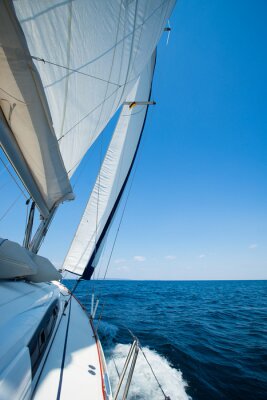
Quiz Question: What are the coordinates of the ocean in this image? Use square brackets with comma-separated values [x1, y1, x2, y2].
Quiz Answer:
[65, 280, 267, 400]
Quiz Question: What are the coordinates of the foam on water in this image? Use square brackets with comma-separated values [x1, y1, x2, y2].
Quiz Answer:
[107, 344, 190, 400]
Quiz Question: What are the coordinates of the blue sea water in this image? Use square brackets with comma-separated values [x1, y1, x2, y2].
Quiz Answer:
[65, 280, 267, 400]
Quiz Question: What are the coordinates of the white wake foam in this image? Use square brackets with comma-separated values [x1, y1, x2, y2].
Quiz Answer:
[107, 344, 191, 400]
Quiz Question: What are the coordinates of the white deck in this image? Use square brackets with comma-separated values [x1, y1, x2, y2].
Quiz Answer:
[0, 280, 111, 400]
[33, 284, 107, 400]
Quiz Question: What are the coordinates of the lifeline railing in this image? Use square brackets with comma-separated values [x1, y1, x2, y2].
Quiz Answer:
[90, 294, 171, 400]
[113, 339, 139, 400]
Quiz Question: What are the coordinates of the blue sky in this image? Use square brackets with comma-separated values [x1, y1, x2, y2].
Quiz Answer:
[1, 0, 267, 280]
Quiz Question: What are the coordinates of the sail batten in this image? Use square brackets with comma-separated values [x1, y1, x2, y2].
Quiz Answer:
[63, 53, 156, 278]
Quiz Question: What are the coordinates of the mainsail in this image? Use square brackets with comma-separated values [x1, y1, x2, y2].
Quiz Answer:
[0, 0, 175, 245]
[63, 53, 156, 279]
[10, 0, 174, 174]
[0, 2, 74, 218]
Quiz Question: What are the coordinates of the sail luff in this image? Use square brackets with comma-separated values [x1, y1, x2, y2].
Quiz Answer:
[63, 53, 156, 278]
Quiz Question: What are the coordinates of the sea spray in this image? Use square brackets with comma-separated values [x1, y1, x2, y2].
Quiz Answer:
[107, 344, 190, 400]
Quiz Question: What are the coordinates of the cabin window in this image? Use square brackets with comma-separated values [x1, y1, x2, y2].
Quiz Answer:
[28, 300, 59, 377]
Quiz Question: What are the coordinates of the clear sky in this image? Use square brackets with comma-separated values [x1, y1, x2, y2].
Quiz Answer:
[1, 0, 266, 280]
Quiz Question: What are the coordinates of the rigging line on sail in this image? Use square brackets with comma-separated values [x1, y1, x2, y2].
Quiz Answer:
[0, 154, 28, 199]
[58, 85, 120, 144]
[32, 56, 122, 89]
[89, 0, 171, 72]
[116, 0, 169, 103]
[110, 0, 139, 112]
[89, 0, 124, 144]
[39, 0, 169, 93]
[57, 1, 170, 146]
[58, 74, 145, 157]
[0, 87, 27, 104]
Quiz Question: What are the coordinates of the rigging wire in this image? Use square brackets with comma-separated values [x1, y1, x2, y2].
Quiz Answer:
[101, 139, 141, 282]
[32, 56, 122, 88]
[0, 155, 28, 199]
[52, 1, 168, 144]
[0, 193, 23, 223]
[139, 344, 171, 400]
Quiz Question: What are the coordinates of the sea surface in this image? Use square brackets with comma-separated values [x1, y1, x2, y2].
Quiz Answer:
[65, 280, 267, 400]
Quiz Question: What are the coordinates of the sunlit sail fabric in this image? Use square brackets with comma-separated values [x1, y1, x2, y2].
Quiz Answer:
[63, 53, 156, 278]
[13, 0, 175, 177]
[0, 2, 74, 218]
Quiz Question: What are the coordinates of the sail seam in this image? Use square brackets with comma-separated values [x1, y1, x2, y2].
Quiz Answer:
[57, 0, 169, 145]
[59, 1, 73, 137]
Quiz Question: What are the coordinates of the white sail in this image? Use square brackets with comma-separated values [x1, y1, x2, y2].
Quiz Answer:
[0, 2, 74, 218]
[0, 0, 174, 217]
[63, 53, 156, 278]
[13, 0, 175, 177]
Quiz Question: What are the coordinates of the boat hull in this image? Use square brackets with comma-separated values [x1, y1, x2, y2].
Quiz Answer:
[0, 280, 111, 400]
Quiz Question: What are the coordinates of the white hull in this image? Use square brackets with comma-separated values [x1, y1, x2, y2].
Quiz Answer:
[0, 280, 112, 400]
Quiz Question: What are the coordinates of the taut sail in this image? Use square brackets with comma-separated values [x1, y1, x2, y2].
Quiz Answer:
[63, 53, 156, 279]
[11, 0, 175, 177]
[0, 0, 174, 243]
[0, 2, 74, 218]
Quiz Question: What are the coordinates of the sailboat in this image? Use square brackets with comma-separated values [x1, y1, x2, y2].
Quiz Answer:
[0, 1, 176, 399]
